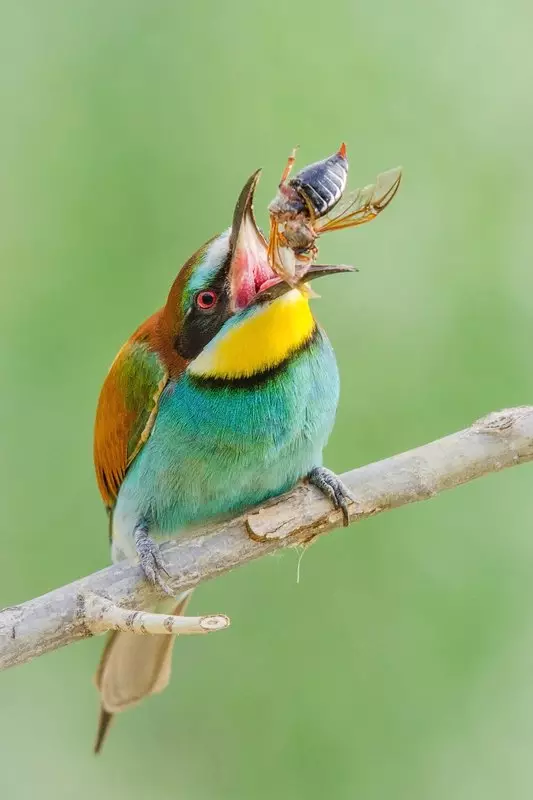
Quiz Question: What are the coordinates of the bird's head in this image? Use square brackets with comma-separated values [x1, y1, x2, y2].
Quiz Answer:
[159, 170, 351, 381]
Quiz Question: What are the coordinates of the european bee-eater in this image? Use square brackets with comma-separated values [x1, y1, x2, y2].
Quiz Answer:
[93, 170, 354, 752]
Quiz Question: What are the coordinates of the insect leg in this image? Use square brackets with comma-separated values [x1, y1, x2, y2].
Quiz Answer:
[279, 146, 299, 186]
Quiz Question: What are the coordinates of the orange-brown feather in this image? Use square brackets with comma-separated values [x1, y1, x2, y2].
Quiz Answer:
[93, 242, 213, 511]
[93, 310, 186, 510]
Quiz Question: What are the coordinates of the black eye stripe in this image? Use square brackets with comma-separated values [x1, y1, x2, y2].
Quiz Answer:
[175, 249, 234, 361]
[176, 279, 230, 360]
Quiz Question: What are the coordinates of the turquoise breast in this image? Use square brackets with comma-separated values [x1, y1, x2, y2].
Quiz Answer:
[112, 328, 339, 558]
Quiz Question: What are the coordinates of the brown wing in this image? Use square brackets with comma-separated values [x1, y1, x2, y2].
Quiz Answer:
[93, 316, 168, 510]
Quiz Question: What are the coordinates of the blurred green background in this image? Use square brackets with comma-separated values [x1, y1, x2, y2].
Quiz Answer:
[2, 1, 533, 797]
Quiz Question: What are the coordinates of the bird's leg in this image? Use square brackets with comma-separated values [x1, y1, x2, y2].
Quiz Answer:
[307, 467, 355, 527]
[246, 468, 356, 544]
[134, 523, 173, 595]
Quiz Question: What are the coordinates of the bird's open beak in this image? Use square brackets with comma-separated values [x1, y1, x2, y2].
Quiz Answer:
[252, 263, 356, 304]
[228, 171, 355, 311]
[228, 170, 273, 312]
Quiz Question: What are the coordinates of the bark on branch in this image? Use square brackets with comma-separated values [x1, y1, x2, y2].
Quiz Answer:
[2, 405, 533, 671]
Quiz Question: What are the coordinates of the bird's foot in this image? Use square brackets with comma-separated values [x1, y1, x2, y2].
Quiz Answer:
[134, 526, 173, 595]
[307, 467, 355, 527]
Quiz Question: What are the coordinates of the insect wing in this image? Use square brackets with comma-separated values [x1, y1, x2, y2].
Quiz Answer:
[316, 167, 402, 233]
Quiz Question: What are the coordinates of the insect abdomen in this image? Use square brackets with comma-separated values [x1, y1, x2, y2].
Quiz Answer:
[290, 144, 348, 218]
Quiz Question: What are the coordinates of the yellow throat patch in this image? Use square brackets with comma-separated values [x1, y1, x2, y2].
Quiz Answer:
[189, 289, 316, 379]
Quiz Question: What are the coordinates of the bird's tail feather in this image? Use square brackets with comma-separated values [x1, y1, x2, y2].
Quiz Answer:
[93, 590, 193, 754]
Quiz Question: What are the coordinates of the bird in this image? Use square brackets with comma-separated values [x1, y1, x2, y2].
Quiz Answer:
[92, 169, 354, 753]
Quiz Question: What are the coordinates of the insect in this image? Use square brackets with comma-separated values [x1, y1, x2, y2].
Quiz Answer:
[267, 143, 402, 283]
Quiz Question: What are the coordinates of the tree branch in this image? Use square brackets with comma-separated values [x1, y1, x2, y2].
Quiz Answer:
[2, 406, 533, 671]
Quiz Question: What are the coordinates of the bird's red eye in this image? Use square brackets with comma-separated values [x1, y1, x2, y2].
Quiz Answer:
[196, 290, 218, 310]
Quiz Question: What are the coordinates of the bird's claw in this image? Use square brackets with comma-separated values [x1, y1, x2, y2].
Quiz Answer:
[307, 467, 355, 527]
[134, 527, 173, 595]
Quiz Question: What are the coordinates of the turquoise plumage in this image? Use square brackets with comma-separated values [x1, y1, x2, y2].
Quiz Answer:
[112, 326, 339, 560]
